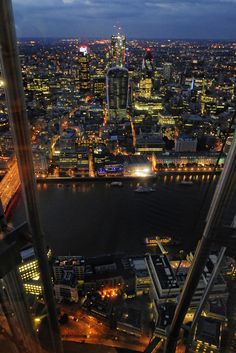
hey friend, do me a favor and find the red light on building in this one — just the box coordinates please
[79,45,88,55]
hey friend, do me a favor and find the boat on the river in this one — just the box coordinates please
[110,181,123,187]
[134,186,155,193]
[180,180,193,186]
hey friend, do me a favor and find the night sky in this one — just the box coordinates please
[12,0,236,39]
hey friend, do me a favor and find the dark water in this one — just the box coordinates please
[10,174,218,257]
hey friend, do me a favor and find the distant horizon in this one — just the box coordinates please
[17,36,236,42]
[13,0,236,41]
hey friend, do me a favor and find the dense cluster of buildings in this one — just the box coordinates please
[1,37,235,180]
[0,35,236,351]
[17,242,233,350]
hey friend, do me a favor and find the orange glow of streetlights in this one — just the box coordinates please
[98,287,119,299]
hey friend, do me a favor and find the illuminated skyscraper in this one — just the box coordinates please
[106,66,129,121]
[139,78,152,98]
[190,77,196,90]
[18,246,52,296]
[110,33,126,67]
[163,62,172,82]
[139,48,154,98]
[142,48,154,79]
[92,76,105,97]
[79,45,90,92]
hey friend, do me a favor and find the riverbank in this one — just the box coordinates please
[36,170,221,183]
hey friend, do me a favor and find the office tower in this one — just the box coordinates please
[190,77,196,90]
[106,66,129,121]
[110,33,126,67]
[139,49,154,98]
[19,246,52,295]
[79,44,90,92]
[125,47,129,68]
[139,78,152,98]
[163,62,172,82]
[142,48,154,79]
[92,76,105,97]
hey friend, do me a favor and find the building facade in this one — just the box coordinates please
[106,66,129,121]
[79,45,90,92]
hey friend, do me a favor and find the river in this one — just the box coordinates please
[9,174,218,257]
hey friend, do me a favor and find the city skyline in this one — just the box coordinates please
[1,1,236,351]
[13,0,236,40]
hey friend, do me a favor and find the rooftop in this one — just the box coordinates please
[151,254,179,290]
[195,317,221,347]
[54,256,85,267]
[156,302,176,330]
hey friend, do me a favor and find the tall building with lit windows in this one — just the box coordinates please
[106,66,129,121]
[18,246,52,296]
[110,33,126,67]
[138,49,154,98]
[163,62,172,82]
[78,45,90,92]
[92,76,105,97]
[139,78,152,98]
[142,48,154,79]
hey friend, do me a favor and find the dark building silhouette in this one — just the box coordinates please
[106,66,129,121]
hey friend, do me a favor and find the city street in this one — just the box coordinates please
[60,306,149,352]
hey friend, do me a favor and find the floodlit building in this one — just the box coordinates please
[154,151,225,169]
[136,133,165,153]
[123,155,152,177]
[134,97,163,112]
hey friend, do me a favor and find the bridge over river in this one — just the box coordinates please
[0,159,20,212]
